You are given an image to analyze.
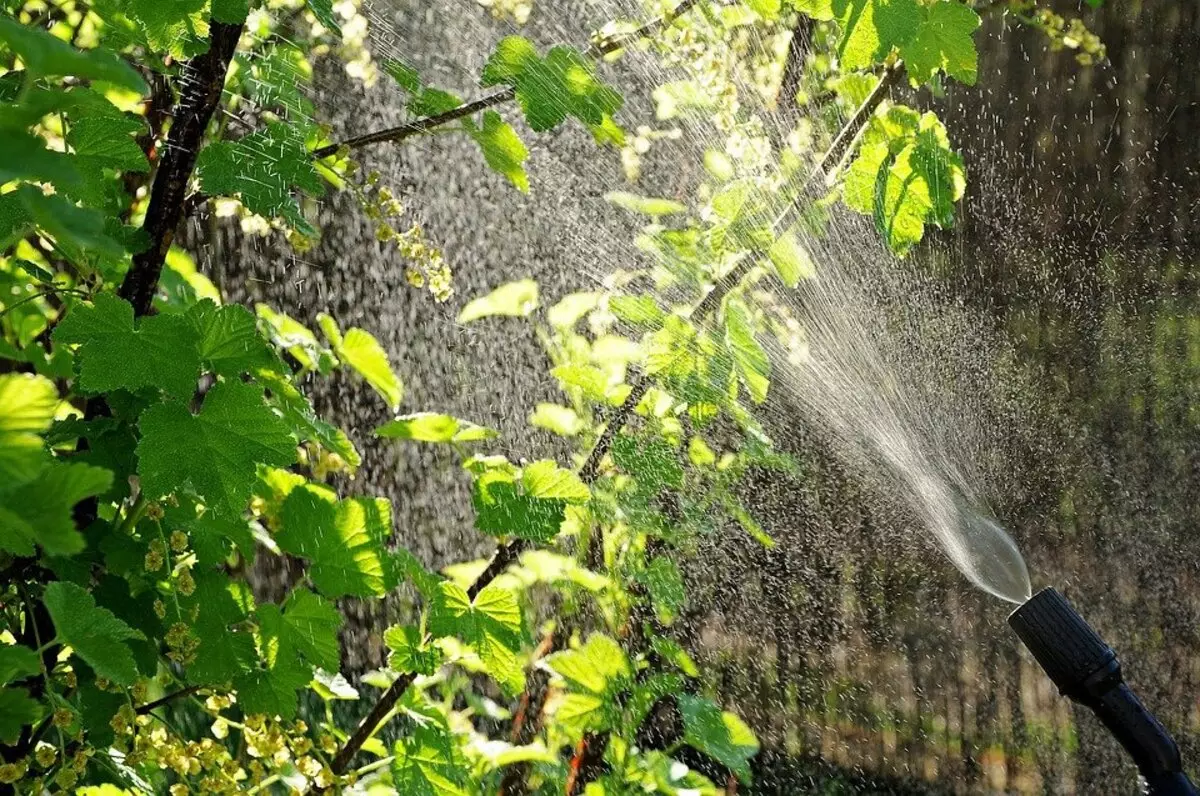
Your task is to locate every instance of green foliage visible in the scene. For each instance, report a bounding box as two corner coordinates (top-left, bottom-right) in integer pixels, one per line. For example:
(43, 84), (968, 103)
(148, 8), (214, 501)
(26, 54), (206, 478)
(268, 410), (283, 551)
(457, 278), (539, 323)
(54, 294), (201, 399)
(843, 107), (966, 254)
(197, 122), (325, 233)
(0, 0), (1071, 790)
(464, 110), (530, 193)
(43, 582), (146, 686)
(137, 380), (296, 515)
(482, 36), (624, 133)
(277, 485), (394, 597)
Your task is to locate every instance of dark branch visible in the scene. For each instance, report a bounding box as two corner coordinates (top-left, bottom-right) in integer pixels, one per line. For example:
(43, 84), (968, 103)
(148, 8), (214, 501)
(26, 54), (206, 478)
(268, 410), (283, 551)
(135, 685), (202, 715)
(311, 87), (515, 160)
(586, 0), (699, 57)
(806, 62), (903, 188)
(117, 21), (243, 317)
(329, 673), (416, 774)
(311, 0), (700, 160)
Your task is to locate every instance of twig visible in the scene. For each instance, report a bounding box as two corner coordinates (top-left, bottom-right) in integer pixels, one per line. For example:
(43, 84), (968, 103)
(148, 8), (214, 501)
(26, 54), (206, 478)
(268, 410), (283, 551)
(135, 685), (202, 715)
(311, 87), (515, 159)
(805, 61), (903, 188)
(586, 0), (698, 57)
(329, 673), (415, 774)
(117, 21), (244, 317)
(310, 0), (700, 160)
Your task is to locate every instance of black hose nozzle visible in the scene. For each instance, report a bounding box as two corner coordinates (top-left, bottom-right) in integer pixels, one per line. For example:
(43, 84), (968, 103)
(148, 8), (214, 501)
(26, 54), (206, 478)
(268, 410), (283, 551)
(1009, 587), (1197, 795)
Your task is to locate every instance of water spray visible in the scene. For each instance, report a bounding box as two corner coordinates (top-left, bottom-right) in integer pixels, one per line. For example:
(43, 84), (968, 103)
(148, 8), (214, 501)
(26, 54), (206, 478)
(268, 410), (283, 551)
(1009, 588), (1198, 794)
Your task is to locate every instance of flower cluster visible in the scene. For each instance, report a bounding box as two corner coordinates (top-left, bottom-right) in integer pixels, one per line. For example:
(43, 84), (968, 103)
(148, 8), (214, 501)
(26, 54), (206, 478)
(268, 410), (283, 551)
(358, 173), (455, 301)
(477, 0), (533, 24)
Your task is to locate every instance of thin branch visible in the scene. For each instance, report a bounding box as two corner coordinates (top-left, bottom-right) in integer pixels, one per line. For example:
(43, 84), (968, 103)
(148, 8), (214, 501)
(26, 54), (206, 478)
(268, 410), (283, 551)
(311, 87), (515, 160)
(311, 0), (700, 160)
(135, 685), (202, 715)
(117, 21), (244, 317)
(586, 0), (699, 57)
(329, 673), (415, 774)
(806, 61), (903, 188)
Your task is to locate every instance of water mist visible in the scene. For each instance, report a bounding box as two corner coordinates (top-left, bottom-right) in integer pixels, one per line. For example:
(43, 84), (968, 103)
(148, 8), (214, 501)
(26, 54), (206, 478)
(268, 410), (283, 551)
(763, 231), (1032, 604)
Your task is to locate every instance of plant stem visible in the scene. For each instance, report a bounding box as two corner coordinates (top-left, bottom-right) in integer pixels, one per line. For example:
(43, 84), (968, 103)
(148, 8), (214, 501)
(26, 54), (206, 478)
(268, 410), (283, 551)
(135, 684), (202, 716)
(117, 21), (244, 317)
(311, 88), (515, 160)
(328, 672), (416, 774)
(310, 0), (700, 160)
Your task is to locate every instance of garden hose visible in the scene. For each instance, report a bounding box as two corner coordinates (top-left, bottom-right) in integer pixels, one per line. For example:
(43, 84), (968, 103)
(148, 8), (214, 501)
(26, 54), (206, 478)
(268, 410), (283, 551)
(1009, 588), (1198, 795)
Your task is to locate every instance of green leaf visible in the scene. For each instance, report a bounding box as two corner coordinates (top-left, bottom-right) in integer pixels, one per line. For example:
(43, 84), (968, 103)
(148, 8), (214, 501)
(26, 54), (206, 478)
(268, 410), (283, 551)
(677, 695), (759, 783)
(390, 706), (468, 796)
(237, 664), (311, 719)
(551, 363), (625, 405)
(211, 0), (250, 23)
(43, 582), (145, 686)
(767, 228), (815, 288)
(53, 294), (201, 399)
(187, 300), (279, 377)
(637, 556), (686, 621)
(382, 58), (422, 92)
(724, 300), (770, 403)
(0, 687), (44, 745)
(256, 369), (361, 471)
(428, 582), (524, 693)
(276, 485), (391, 598)
(256, 304), (336, 373)
(0, 130), (82, 188)
(0, 16), (146, 93)
(521, 460), (590, 502)
(318, 315), (404, 410)
(480, 36), (540, 86)
(545, 634), (630, 733)
(186, 510), (256, 568)
(184, 573), (257, 684)
(847, 111), (966, 256)
(529, 403), (584, 437)
(196, 122), (324, 234)
(831, 0), (921, 71)
(340, 328), (403, 410)
(0, 645), (40, 685)
(0, 373), (56, 489)
(901, 1), (980, 86)
(612, 435), (683, 489)
(384, 625), (442, 676)
(481, 38), (622, 133)
(137, 380), (296, 516)
(109, 0), (209, 60)
(609, 294), (666, 326)
(17, 186), (127, 263)
(547, 291), (601, 329)
(546, 633), (630, 696)
(457, 279), (539, 323)
(375, 412), (497, 444)
(604, 192), (687, 217)
(465, 110), (529, 193)
(0, 461), (112, 556)
(281, 588), (342, 672)
(67, 114), (149, 173)
(473, 480), (567, 544)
